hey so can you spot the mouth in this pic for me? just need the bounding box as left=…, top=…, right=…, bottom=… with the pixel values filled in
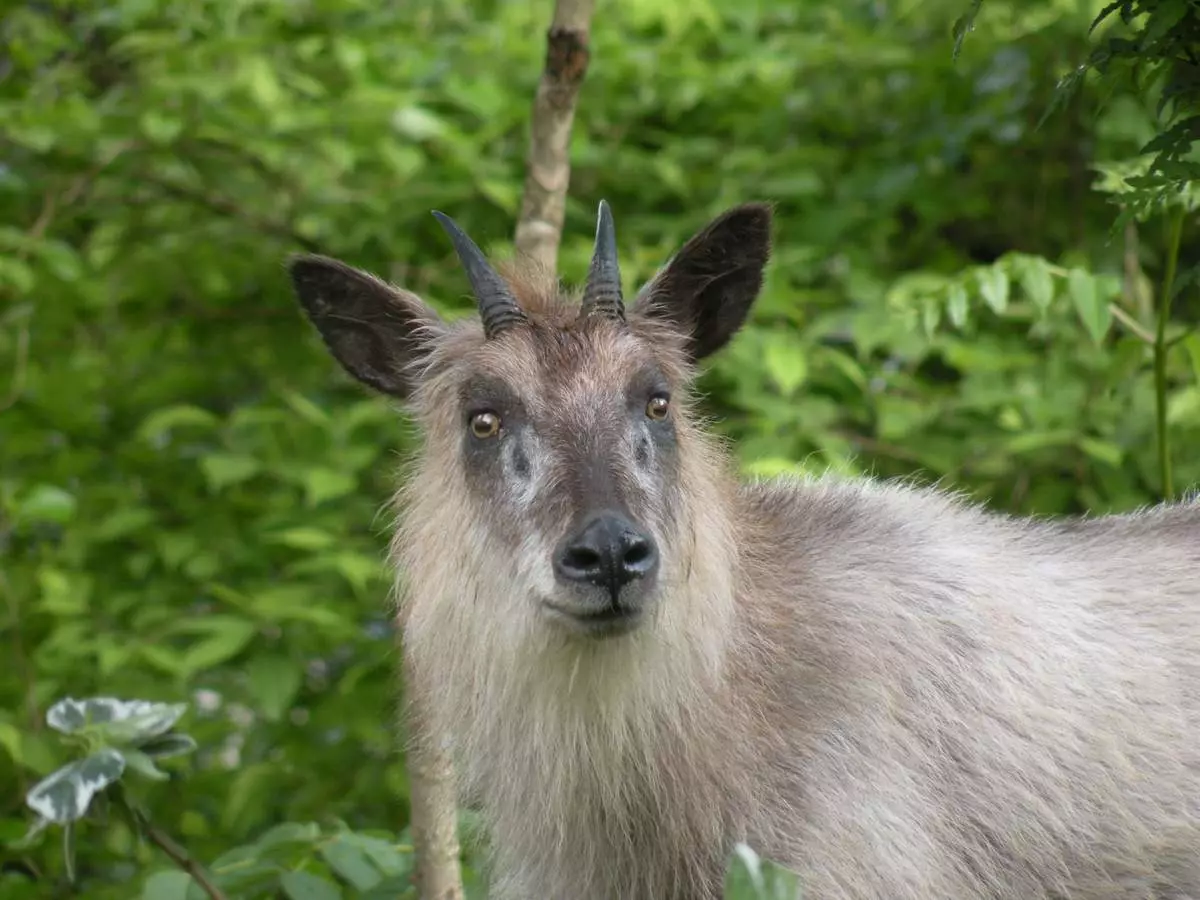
left=541, top=601, right=644, bottom=638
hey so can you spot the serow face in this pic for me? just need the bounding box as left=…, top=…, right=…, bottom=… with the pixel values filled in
left=287, top=199, right=773, bottom=640
left=457, top=345, right=679, bottom=638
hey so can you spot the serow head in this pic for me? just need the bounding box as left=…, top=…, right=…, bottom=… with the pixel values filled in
left=287, top=200, right=772, bottom=639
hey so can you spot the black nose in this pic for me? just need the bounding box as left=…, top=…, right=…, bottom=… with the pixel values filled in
left=554, top=512, right=659, bottom=601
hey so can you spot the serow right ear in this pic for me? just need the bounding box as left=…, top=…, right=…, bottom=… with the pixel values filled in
left=287, top=254, right=447, bottom=399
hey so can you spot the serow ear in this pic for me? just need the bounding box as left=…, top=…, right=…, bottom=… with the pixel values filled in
left=287, top=254, right=447, bottom=399
left=632, top=202, right=772, bottom=360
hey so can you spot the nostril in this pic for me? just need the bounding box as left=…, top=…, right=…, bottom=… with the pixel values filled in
left=620, top=532, right=657, bottom=578
left=562, top=545, right=602, bottom=572
left=623, top=541, right=652, bottom=566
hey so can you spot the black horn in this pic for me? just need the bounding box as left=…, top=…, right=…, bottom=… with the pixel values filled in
left=579, top=200, right=625, bottom=323
left=432, top=211, right=527, bottom=339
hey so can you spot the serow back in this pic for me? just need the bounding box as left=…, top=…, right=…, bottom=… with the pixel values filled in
left=287, top=201, right=1200, bottom=900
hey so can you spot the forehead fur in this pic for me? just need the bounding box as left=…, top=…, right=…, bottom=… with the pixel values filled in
left=416, top=258, right=695, bottom=402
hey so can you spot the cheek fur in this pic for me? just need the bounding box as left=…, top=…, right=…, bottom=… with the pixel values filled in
left=501, top=430, right=542, bottom=509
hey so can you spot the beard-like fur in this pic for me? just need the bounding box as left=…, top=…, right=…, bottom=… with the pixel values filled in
left=394, top=422, right=747, bottom=899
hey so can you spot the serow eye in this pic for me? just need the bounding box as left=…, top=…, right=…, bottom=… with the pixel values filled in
left=470, top=411, right=501, bottom=439
left=645, top=394, right=671, bottom=421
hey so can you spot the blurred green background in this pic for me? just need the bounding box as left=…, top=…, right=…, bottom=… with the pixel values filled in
left=1, top=0, right=1197, bottom=897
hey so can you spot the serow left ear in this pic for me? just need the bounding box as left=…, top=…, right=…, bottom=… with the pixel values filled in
left=631, top=203, right=772, bottom=361
left=287, top=254, right=448, bottom=399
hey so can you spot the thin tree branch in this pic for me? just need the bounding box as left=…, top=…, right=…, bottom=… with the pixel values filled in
left=139, top=815, right=229, bottom=900
left=514, top=0, right=598, bottom=271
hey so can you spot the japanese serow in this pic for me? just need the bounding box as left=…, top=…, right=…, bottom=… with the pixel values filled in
left=288, top=201, right=1200, bottom=900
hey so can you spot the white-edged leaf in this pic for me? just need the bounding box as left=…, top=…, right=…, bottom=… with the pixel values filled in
left=48, top=697, right=187, bottom=743
left=25, top=749, right=126, bottom=823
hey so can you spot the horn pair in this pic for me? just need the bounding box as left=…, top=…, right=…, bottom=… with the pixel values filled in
left=431, top=201, right=624, bottom=339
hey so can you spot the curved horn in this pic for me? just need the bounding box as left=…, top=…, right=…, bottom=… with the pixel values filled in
left=579, top=200, right=625, bottom=323
left=432, top=210, right=527, bottom=338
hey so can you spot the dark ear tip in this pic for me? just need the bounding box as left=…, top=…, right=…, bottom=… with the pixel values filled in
left=730, top=201, right=774, bottom=229
left=285, top=252, right=341, bottom=278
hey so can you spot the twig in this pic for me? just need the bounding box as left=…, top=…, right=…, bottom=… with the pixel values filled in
left=1109, top=303, right=1155, bottom=344
left=513, top=0, right=597, bottom=270
left=1154, top=207, right=1185, bottom=501
left=139, top=815, right=229, bottom=900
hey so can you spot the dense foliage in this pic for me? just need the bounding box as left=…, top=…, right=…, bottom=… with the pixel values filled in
left=1, top=0, right=1196, bottom=896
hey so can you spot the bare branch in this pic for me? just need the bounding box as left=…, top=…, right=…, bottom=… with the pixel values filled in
left=514, top=0, right=598, bottom=273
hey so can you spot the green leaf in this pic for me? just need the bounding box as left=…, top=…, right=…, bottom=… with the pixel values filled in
left=254, top=821, right=323, bottom=851
left=268, top=528, right=338, bottom=551
left=1067, top=268, right=1112, bottom=344
left=281, top=871, right=343, bottom=900
left=951, top=0, right=983, bottom=60
left=200, top=454, right=261, bottom=491
left=141, top=870, right=195, bottom=900
left=1182, top=334, right=1200, bottom=386
left=17, top=485, right=77, bottom=525
left=338, top=834, right=412, bottom=878
left=319, top=835, right=384, bottom=890
left=1077, top=437, right=1123, bottom=467
left=762, top=334, right=808, bottom=395
left=977, top=265, right=1009, bottom=314
left=359, top=874, right=416, bottom=899
left=946, top=283, right=969, bottom=328
left=140, top=110, right=183, bottom=145
left=174, top=617, right=259, bottom=675
left=724, top=843, right=802, bottom=899
left=246, top=654, right=303, bottom=721
left=139, top=732, right=199, bottom=759
left=1017, top=257, right=1054, bottom=312
left=137, top=405, right=219, bottom=442
left=920, top=297, right=941, bottom=338
left=392, top=106, right=445, bottom=140
left=120, top=747, right=170, bottom=781
left=25, top=749, right=126, bottom=824
left=301, top=468, right=358, bottom=506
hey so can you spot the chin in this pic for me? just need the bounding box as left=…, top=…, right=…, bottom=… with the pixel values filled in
left=539, top=586, right=657, bottom=640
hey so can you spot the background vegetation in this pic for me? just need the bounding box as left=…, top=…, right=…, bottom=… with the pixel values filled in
left=1, top=0, right=1196, bottom=896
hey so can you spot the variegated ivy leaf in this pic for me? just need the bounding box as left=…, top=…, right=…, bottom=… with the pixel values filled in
left=46, top=697, right=187, bottom=744
left=25, top=748, right=126, bottom=823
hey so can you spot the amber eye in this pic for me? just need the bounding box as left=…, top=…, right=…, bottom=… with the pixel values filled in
left=645, top=394, right=670, bottom=421
left=470, top=411, right=501, bottom=439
